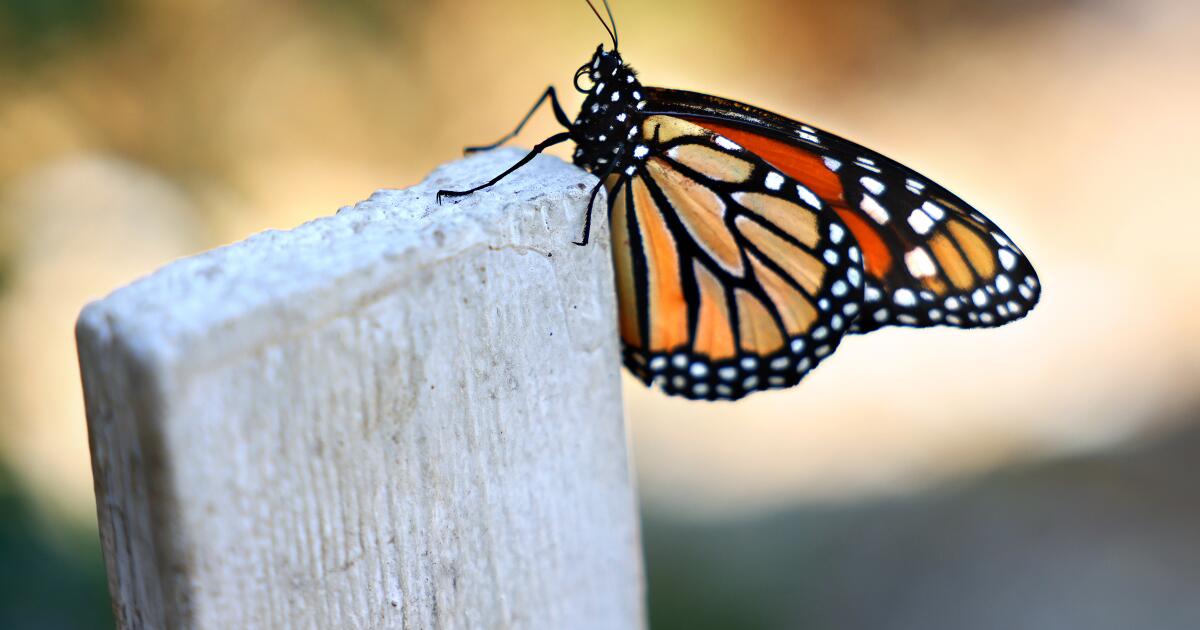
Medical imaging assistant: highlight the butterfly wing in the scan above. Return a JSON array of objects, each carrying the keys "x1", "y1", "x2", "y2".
[
  {"x1": 643, "y1": 88, "x2": 1041, "y2": 333},
  {"x1": 608, "y1": 114, "x2": 864, "y2": 401}
]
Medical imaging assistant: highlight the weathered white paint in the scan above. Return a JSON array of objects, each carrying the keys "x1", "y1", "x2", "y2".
[{"x1": 77, "y1": 149, "x2": 644, "y2": 629}]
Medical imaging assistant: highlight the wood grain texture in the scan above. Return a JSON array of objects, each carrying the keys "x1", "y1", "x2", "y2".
[{"x1": 76, "y1": 149, "x2": 644, "y2": 629}]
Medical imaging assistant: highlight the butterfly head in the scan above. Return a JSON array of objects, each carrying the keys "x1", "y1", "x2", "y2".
[{"x1": 574, "y1": 45, "x2": 627, "y2": 94}]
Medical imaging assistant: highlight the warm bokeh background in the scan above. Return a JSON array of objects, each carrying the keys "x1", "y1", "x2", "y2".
[{"x1": 2, "y1": 0, "x2": 1198, "y2": 627}]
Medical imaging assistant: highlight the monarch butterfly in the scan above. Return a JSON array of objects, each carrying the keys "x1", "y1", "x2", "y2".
[{"x1": 437, "y1": 0, "x2": 1040, "y2": 401}]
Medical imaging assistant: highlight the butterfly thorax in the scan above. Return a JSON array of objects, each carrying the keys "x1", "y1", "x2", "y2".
[{"x1": 571, "y1": 46, "x2": 646, "y2": 175}]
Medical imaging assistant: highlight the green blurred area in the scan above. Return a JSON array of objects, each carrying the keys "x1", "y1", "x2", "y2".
[
  {"x1": 0, "y1": 465, "x2": 112, "y2": 629},
  {"x1": 0, "y1": 0, "x2": 122, "y2": 62}
]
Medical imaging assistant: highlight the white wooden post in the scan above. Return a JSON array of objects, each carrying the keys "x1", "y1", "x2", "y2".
[{"x1": 76, "y1": 149, "x2": 644, "y2": 629}]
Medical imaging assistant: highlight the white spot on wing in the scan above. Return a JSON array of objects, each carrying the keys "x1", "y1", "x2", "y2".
[
  {"x1": 860, "y1": 194, "x2": 890, "y2": 224},
  {"x1": 714, "y1": 136, "x2": 741, "y2": 151},
  {"x1": 995, "y1": 274, "x2": 1012, "y2": 293},
  {"x1": 998, "y1": 249, "x2": 1017, "y2": 270},
  {"x1": 905, "y1": 247, "x2": 937, "y2": 278},
  {"x1": 765, "y1": 171, "x2": 784, "y2": 190},
  {"x1": 894, "y1": 288, "x2": 917, "y2": 307},
  {"x1": 829, "y1": 223, "x2": 845, "y2": 243},
  {"x1": 907, "y1": 209, "x2": 935, "y2": 235},
  {"x1": 855, "y1": 157, "x2": 882, "y2": 173},
  {"x1": 921, "y1": 200, "x2": 946, "y2": 220},
  {"x1": 972, "y1": 288, "x2": 989, "y2": 307},
  {"x1": 823, "y1": 157, "x2": 842, "y2": 171},
  {"x1": 797, "y1": 185, "x2": 821, "y2": 209},
  {"x1": 633, "y1": 145, "x2": 649, "y2": 159},
  {"x1": 860, "y1": 176, "x2": 885, "y2": 195}
]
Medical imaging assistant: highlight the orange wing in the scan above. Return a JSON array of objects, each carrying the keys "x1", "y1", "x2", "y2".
[{"x1": 607, "y1": 115, "x2": 863, "y2": 400}]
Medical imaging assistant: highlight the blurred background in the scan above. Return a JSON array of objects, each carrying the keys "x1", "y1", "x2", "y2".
[{"x1": 2, "y1": 0, "x2": 1198, "y2": 627}]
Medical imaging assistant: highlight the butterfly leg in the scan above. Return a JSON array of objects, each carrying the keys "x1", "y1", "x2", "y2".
[
  {"x1": 573, "y1": 161, "x2": 621, "y2": 246},
  {"x1": 464, "y1": 87, "x2": 573, "y2": 154},
  {"x1": 437, "y1": 132, "x2": 573, "y2": 203}
]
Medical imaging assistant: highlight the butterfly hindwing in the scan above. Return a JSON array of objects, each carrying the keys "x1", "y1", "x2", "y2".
[
  {"x1": 643, "y1": 88, "x2": 1041, "y2": 333},
  {"x1": 608, "y1": 114, "x2": 864, "y2": 401}
]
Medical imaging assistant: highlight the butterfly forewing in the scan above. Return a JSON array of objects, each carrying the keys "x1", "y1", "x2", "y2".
[
  {"x1": 643, "y1": 88, "x2": 1041, "y2": 333},
  {"x1": 608, "y1": 114, "x2": 864, "y2": 401}
]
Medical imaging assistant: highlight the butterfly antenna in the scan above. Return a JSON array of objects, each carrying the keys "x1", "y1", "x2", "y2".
[
  {"x1": 584, "y1": 0, "x2": 618, "y2": 50},
  {"x1": 603, "y1": 0, "x2": 619, "y2": 50}
]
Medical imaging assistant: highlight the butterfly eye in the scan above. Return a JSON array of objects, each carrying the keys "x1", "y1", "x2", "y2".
[{"x1": 574, "y1": 65, "x2": 595, "y2": 93}]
